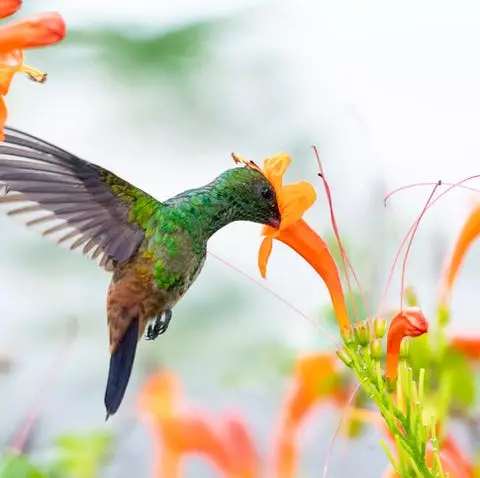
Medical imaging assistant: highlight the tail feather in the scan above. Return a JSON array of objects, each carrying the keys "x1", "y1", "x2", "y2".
[{"x1": 104, "y1": 318, "x2": 139, "y2": 420}]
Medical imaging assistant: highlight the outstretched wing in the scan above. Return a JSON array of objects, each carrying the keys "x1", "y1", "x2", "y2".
[{"x1": 0, "y1": 126, "x2": 161, "y2": 270}]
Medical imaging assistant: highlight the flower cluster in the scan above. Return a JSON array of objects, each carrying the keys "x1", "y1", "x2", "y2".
[{"x1": 0, "y1": 0, "x2": 65, "y2": 139}]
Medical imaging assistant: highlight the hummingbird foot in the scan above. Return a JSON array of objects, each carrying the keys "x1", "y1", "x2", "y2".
[{"x1": 146, "y1": 307, "x2": 172, "y2": 341}]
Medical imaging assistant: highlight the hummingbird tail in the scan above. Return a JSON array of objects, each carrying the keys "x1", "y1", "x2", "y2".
[{"x1": 104, "y1": 318, "x2": 139, "y2": 419}]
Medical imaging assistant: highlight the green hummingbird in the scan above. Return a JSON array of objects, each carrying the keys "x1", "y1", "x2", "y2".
[{"x1": 0, "y1": 127, "x2": 281, "y2": 418}]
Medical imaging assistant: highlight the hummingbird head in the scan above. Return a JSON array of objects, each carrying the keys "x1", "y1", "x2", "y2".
[{"x1": 218, "y1": 167, "x2": 281, "y2": 229}]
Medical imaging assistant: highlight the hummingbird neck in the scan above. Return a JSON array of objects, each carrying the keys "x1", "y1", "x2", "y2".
[{"x1": 166, "y1": 180, "x2": 240, "y2": 240}]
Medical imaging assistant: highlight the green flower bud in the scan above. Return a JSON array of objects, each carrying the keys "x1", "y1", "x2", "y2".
[
  {"x1": 336, "y1": 347, "x2": 353, "y2": 367},
  {"x1": 370, "y1": 339, "x2": 383, "y2": 360},
  {"x1": 340, "y1": 325, "x2": 355, "y2": 345},
  {"x1": 354, "y1": 323, "x2": 370, "y2": 347},
  {"x1": 373, "y1": 317, "x2": 387, "y2": 339}
]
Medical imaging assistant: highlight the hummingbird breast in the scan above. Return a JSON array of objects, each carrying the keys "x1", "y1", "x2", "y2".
[{"x1": 106, "y1": 231, "x2": 207, "y2": 354}]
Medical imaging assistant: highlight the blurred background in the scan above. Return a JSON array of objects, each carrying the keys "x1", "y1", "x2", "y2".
[{"x1": 2, "y1": 0, "x2": 480, "y2": 476}]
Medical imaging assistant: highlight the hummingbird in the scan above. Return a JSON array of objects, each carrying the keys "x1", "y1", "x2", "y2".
[{"x1": 0, "y1": 127, "x2": 281, "y2": 418}]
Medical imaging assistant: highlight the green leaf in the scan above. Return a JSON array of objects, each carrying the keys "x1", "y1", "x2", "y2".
[
  {"x1": 407, "y1": 334, "x2": 432, "y2": 376},
  {"x1": 53, "y1": 432, "x2": 111, "y2": 478},
  {"x1": 0, "y1": 454, "x2": 48, "y2": 478},
  {"x1": 441, "y1": 349, "x2": 476, "y2": 407}
]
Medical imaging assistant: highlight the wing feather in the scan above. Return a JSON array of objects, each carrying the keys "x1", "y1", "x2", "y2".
[{"x1": 0, "y1": 127, "x2": 161, "y2": 267}]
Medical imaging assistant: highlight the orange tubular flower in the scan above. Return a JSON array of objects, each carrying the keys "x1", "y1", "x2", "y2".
[
  {"x1": 272, "y1": 352, "x2": 346, "y2": 478},
  {"x1": 385, "y1": 307, "x2": 428, "y2": 383},
  {"x1": 0, "y1": 0, "x2": 21, "y2": 20},
  {"x1": 439, "y1": 202, "x2": 480, "y2": 307},
  {"x1": 138, "y1": 371, "x2": 260, "y2": 478},
  {"x1": 0, "y1": 12, "x2": 65, "y2": 54},
  {"x1": 450, "y1": 335, "x2": 480, "y2": 361},
  {"x1": 232, "y1": 153, "x2": 350, "y2": 331},
  {"x1": 0, "y1": 5, "x2": 65, "y2": 140}
]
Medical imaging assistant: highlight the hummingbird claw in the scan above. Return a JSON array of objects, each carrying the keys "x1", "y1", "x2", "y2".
[{"x1": 145, "y1": 307, "x2": 172, "y2": 341}]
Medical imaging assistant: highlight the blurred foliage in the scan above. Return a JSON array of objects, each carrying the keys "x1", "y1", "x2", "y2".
[
  {"x1": 0, "y1": 432, "x2": 111, "y2": 478},
  {"x1": 64, "y1": 19, "x2": 228, "y2": 77},
  {"x1": 50, "y1": 432, "x2": 111, "y2": 478},
  {"x1": 0, "y1": 454, "x2": 46, "y2": 478}
]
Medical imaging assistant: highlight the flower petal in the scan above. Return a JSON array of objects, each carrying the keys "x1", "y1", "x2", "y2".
[
  {"x1": 285, "y1": 353, "x2": 342, "y2": 426},
  {"x1": 263, "y1": 153, "x2": 291, "y2": 191},
  {"x1": 0, "y1": 12, "x2": 66, "y2": 54},
  {"x1": 163, "y1": 413, "x2": 231, "y2": 476},
  {"x1": 439, "y1": 203, "x2": 480, "y2": 306},
  {"x1": 221, "y1": 413, "x2": 260, "y2": 477},
  {"x1": 138, "y1": 371, "x2": 179, "y2": 421},
  {"x1": 0, "y1": 96, "x2": 7, "y2": 142},
  {"x1": 258, "y1": 236, "x2": 273, "y2": 279},
  {"x1": 278, "y1": 181, "x2": 316, "y2": 230},
  {"x1": 0, "y1": 0, "x2": 21, "y2": 20},
  {"x1": 273, "y1": 353, "x2": 344, "y2": 477},
  {"x1": 385, "y1": 308, "x2": 428, "y2": 383},
  {"x1": 0, "y1": 50, "x2": 23, "y2": 95},
  {"x1": 274, "y1": 219, "x2": 350, "y2": 330},
  {"x1": 450, "y1": 336, "x2": 480, "y2": 361}
]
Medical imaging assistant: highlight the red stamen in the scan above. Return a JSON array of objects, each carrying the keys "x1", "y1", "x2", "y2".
[
  {"x1": 378, "y1": 175, "x2": 480, "y2": 317},
  {"x1": 399, "y1": 181, "x2": 441, "y2": 309},
  {"x1": 313, "y1": 146, "x2": 371, "y2": 321},
  {"x1": 384, "y1": 181, "x2": 480, "y2": 207}
]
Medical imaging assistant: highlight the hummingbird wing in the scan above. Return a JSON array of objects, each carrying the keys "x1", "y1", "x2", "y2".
[{"x1": 0, "y1": 127, "x2": 161, "y2": 270}]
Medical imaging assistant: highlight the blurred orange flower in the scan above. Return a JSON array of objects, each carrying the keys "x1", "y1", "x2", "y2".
[
  {"x1": 139, "y1": 359, "x2": 351, "y2": 478},
  {"x1": 0, "y1": 3, "x2": 65, "y2": 140},
  {"x1": 272, "y1": 352, "x2": 347, "y2": 477},
  {"x1": 450, "y1": 336, "x2": 480, "y2": 361},
  {"x1": 385, "y1": 307, "x2": 428, "y2": 384},
  {"x1": 138, "y1": 372, "x2": 260, "y2": 478},
  {"x1": 439, "y1": 202, "x2": 480, "y2": 307},
  {"x1": 0, "y1": 0, "x2": 21, "y2": 20},
  {"x1": 232, "y1": 152, "x2": 350, "y2": 331}
]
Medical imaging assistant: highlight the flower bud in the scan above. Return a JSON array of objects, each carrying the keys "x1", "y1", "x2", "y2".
[
  {"x1": 373, "y1": 317, "x2": 387, "y2": 339},
  {"x1": 340, "y1": 325, "x2": 355, "y2": 345},
  {"x1": 336, "y1": 347, "x2": 353, "y2": 367},
  {"x1": 354, "y1": 323, "x2": 370, "y2": 347},
  {"x1": 370, "y1": 339, "x2": 383, "y2": 360},
  {"x1": 385, "y1": 307, "x2": 428, "y2": 383}
]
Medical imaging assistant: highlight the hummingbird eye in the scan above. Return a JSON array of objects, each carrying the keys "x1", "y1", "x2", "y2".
[{"x1": 260, "y1": 186, "x2": 273, "y2": 200}]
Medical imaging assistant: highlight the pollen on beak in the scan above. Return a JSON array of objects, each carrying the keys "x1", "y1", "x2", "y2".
[{"x1": 268, "y1": 217, "x2": 281, "y2": 229}]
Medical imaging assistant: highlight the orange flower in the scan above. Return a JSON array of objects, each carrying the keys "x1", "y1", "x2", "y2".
[
  {"x1": 439, "y1": 202, "x2": 480, "y2": 307},
  {"x1": 232, "y1": 153, "x2": 350, "y2": 331},
  {"x1": 272, "y1": 352, "x2": 347, "y2": 477},
  {"x1": 0, "y1": 0, "x2": 21, "y2": 20},
  {"x1": 138, "y1": 371, "x2": 260, "y2": 478},
  {"x1": 0, "y1": 7, "x2": 65, "y2": 140},
  {"x1": 385, "y1": 307, "x2": 428, "y2": 383},
  {"x1": 0, "y1": 12, "x2": 65, "y2": 54},
  {"x1": 450, "y1": 335, "x2": 480, "y2": 361}
]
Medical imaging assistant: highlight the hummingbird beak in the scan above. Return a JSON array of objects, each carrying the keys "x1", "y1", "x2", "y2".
[{"x1": 268, "y1": 217, "x2": 281, "y2": 229}]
